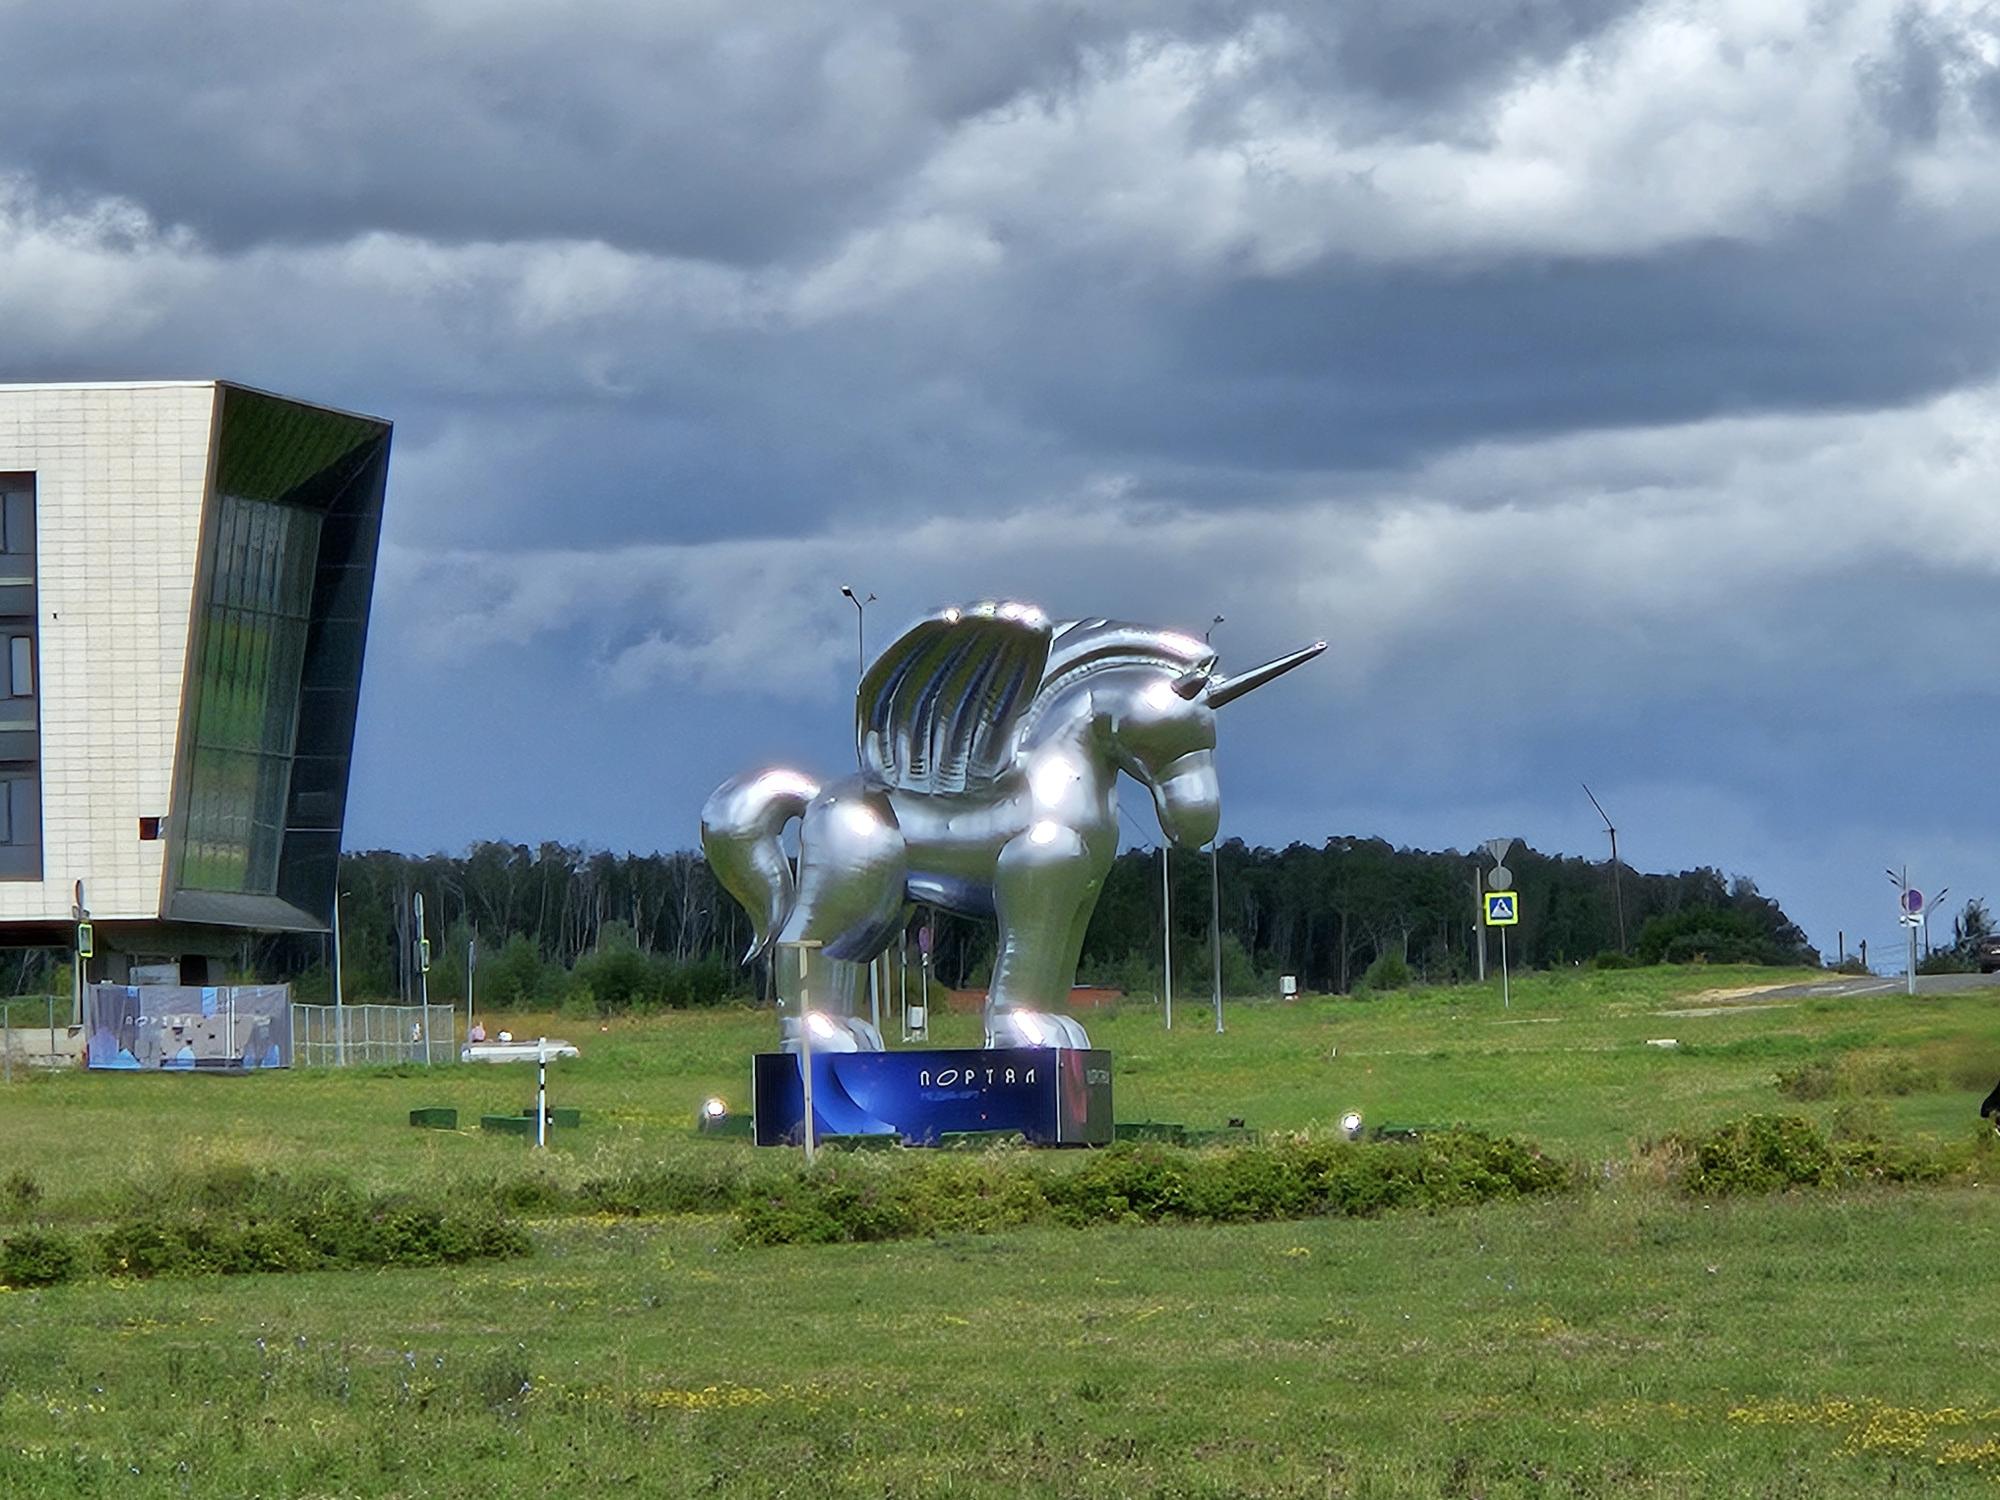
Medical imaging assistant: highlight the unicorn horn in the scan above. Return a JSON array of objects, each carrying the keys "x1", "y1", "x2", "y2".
[{"x1": 1204, "y1": 641, "x2": 1327, "y2": 708}]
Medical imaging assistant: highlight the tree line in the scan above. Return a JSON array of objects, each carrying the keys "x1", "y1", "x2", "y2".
[{"x1": 220, "y1": 834, "x2": 1817, "y2": 1012}]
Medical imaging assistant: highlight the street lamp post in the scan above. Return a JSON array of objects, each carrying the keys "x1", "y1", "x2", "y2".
[
  {"x1": 1205, "y1": 614, "x2": 1224, "y2": 1032},
  {"x1": 840, "y1": 584, "x2": 880, "y2": 1035}
]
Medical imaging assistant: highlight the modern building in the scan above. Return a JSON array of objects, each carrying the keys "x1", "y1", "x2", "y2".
[{"x1": 0, "y1": 381, "x2": 390, "y2": 982}]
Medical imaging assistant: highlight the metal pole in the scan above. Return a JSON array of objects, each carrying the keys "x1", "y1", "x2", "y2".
[
  {"x1": 799, "y1": 948, "x2": 817, "y2": 1165},
  {"x1": 414, "y1": 892, "x2": 431, "y2": 1064},
  {"x1": 1908, "y1": 922, "x2": 1918, "y2": 997},
  {"x1": 1210, "y1": 842, "x2": 1224, "y2": 1033},
  {"x1": 1608, "y1": 827, "x2": 1627, "y2": 956},
  {"x1": 332, "y1": 891, "x2": 346, "y2": 1067},
  {"x1": 1161, "y1": 844, "x2": 1173, "y2": 1030},
  {"x1": 466, "y1": 934, "x2": 476, "y2": 1045},
  {"x1": 71, "y1": 881, "x2": 87, "y2": 1029},
  {"x1": 536, "y1": 1037, "x2": 548, "y2": 1149},
  {"x1": 1500, "y1": 925, "x2": 1510, "y2": 1011},
  {"x1": 1474, "y1": 869, "x2": 1486, "y2": 982}
]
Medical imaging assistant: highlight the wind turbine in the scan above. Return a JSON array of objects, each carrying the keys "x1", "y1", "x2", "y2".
[{"x1": 1582, "y1": 783, "x2": 1627, "y2": 955}]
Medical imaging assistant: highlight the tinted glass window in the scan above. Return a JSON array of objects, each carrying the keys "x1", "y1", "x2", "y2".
[{"x1": 177, "y1": 493, "x2": 321, "y2": 893}]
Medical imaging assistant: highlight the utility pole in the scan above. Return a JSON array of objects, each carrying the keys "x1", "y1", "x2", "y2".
[{"x1": 1582, "y1": 783, "x2": 1627, "y2": 955}]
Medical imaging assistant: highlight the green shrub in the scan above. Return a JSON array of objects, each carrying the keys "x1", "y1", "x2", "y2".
[
  {"x1": 1669, "y1": 1113, "x2": 1984, "y2": 1196},
  {"x1": 1774, "y1": 1051, "x2": 1941, "y2": 1101},
  {"x1": 1588, "y1": 950, "x2": 1636, "y2": 970},
  {"x1": 1359, "y1": 952, "x2": 1410, "y2": 993},
  {"x1": 1678, "y1": 1114, "x2": 1835, "y2": 1194},
  {"x1": 733, "y1": 1131, "x2": 1573, "y2": 1246},
  {"x1": 0, "y1": 1228, "x2": 83, "y2": 1287}
]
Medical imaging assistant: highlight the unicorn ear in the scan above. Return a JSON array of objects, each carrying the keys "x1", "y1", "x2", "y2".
[
  {"x1": 1204, "y1": 641, "x2": 1327, "y2": 708},
  {"x1": 1171, "y1": 663, "x2": 1213, "y2": 699}
]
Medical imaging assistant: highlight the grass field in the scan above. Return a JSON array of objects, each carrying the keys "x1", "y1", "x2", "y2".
[{"x1": 4, "y1": 965, "x2": 1999, "y2": 1496}]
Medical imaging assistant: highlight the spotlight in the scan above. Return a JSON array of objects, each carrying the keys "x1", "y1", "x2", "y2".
[
  {"x1": 1014, "y1": 1011, "x2": 1048, "y2": 1046},
  {"x1": 702, "y1": 1097, "x2": 728, "y2": 1120},
  {"x1": 805, "y1": 1011, "x2": 837, "y2": 1040},
  {"x1": 1340, "y1": 1110, "x2": 1363, "y2": 1141}
]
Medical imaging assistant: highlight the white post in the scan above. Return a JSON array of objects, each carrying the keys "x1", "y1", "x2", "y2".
[
  {"x1": 1161, "y1": 845, "x2": 1173, "y2": 1030},
  {"x1": 799, "y1": 948, "x2": 817, "y2": 1165},
  {"x1": 331, "y1": 892, "x2": 346, "y2": 1068},
  {"x1": 466, "y1": 935, "x2": 476, "y2": 1046},
  {"x1": 536, "y1": 1037, "x2": 548, "y2": 1149},
  {"x1": 1500, "y1": 926, "x2": 1511, "y2": 1011},
  {"x1": 1210, "y1": 842, "x2": 1224, "y2": 1034}
]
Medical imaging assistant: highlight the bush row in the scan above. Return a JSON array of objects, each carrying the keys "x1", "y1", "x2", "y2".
[
  {"x1": 0, "y1": 1194, "x2": 530, "y2": 1289},
  {"x1": 1670, "y1": 1113, "x2": 1995, "y2": 1195},
  {"x1": 733, "y1": 1131, "x2": 1575, "y2": 1246}
]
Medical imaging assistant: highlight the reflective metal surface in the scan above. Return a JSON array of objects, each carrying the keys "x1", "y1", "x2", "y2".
[{"x1": 702, "y1": 602, "x2": 1323, "y2": 1051}]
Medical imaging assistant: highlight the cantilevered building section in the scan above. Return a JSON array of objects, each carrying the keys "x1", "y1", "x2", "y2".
[{"x1": 0, "y1": 382, "x2": 390, "y2": 980}]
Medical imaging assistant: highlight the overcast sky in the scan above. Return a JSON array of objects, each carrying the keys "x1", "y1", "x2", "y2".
[{"x1": 5, "y1": 0, "x2": 1998, "y2": 964}]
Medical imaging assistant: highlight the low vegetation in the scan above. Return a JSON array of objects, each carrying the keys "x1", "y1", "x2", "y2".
[{"x1": 4, "y1": 966, "x2": 1999, "y2": 1496}]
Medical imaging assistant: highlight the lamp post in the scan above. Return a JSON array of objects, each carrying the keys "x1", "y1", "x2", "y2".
[
  {"x1": 839, "y1": 585, "x2": 876, "y2": 693},
  {"x1": 1205, "y1": 614, "x2": 1224, "y2": 1031},
  {"x1": 840, "y1": 584, "x2": 882, "y2": 1036}
]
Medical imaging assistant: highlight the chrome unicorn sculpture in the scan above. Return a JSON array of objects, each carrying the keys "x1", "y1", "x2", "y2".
[{"x1": 702, "y1": 602, "x2": 1323, "y2": 1051}]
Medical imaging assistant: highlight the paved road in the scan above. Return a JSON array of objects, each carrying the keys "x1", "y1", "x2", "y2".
[{"x1": 1744, "y1": 971, "x2": 2000, "y2": 1002}]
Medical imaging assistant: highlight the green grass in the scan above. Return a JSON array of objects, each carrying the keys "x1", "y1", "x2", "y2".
[{"x1": 3, "y1": 964, "x2": 2000, "y2": 1496}]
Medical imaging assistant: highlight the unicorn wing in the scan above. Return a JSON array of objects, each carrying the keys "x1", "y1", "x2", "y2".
[{"x1": 858, "y1": 605, "x2": 1053, "y2": 795}]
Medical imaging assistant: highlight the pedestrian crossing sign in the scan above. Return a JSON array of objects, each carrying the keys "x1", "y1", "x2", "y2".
[{"x1": 1483, "y1": 892, "x2": 1519, "y2": 926}]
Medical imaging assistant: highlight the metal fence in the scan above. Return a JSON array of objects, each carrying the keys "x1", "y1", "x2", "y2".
[
  {"x1": 0, "y1": 996, "x2": 74, "y2": 1078},
  {"x1": 291, "y1": 1003, "x2": 459, "y2": 1068}
]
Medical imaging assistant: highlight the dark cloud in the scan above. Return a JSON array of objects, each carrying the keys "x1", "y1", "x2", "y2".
[{"x1": 3, "y1": 0, "x2": 1999, "y2": 962}]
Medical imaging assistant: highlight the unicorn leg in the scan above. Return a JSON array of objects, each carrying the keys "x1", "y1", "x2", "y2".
[
  {"x1": 987, "y1": 824, "x2": 1110, "y2": 1048},
  {"x1": 774, "y1": 782, "x2": 906, "y2": 1052}
]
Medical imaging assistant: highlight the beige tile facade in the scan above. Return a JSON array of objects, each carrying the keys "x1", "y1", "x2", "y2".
[{"x1": 0, "y1": 382, "x2": 217, "y2": 923}]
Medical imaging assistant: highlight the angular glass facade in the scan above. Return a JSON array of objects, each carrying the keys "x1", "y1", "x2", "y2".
[
  {"x1": 168, "y1": 386, "x2": 390, "y2": 928},
  {"x1": 178, "y1": 494, "x2": 321, "y2": 893}
]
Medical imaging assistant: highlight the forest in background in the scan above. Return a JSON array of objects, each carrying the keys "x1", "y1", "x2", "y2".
[{"x1": 203, "y1": 834, "x2": 1822, "y2": 1013}]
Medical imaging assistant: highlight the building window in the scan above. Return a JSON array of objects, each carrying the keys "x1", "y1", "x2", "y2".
[
  {"x1": 0, "y1": 477, "x2": 39, "y2": 879},
  {"x1": 178, "y1": 492, "x2": 321, "y2": 894},
  {"x1": 0, "y1": 489, "x2": 31, "y2": 555},
  {"x1": 8, "y1": 636, "x2": 30, "y2": 697},
  {"x1": 0, "y1": 775, "x2": 36, "y2": 848}
]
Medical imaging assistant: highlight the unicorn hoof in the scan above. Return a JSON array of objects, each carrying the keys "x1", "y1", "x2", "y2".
[{"x1": 987, "y1": 1009, "x2": 1091, "y2": 1050}]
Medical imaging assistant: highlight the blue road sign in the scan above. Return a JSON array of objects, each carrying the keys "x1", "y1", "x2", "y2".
[{"x1": 1483, "y1": 892, "x2": 1519, "y2": 926}]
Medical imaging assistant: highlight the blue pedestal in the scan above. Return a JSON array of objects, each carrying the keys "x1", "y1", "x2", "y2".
[{"x1": 752, "y1": 1047, "x2": 1113, "y2": 1147}]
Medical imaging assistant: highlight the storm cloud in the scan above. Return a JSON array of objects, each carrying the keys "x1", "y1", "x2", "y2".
[{"x1": 4, "y1": 0, "x2": 1998, "y2": 957}]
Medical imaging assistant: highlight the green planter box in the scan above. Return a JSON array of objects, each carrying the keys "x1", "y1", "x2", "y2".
[
  {"x1": 520, "y1": 1107, "x2": 582, "y2": 1129},
  {"x1": 1114, "y1": 1121, "x2": 1187, "y2": 1145},
  {"x1": 480, "y1": 1114, "x2": 537, "y2": 1137},
  {"x1": 408, "y1": 1107, "x2": 458, "y2": 1130}
]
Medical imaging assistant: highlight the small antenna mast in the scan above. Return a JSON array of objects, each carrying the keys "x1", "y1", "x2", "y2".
[{"x1": 1582, "y1": 782, "x2": 1627, "y2": 955}]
